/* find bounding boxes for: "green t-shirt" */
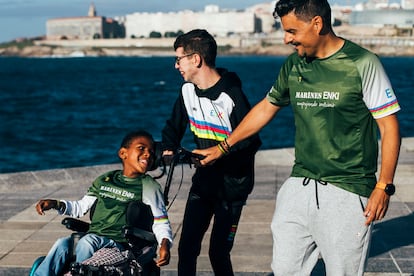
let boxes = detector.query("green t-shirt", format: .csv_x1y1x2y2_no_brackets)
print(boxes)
267,40,400,197
86,170,145,242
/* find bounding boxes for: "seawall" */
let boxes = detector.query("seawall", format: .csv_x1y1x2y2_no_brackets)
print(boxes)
2,35,414,57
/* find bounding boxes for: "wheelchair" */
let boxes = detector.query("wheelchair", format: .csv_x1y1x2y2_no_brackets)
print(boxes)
29,146,199,276
29,200,159,276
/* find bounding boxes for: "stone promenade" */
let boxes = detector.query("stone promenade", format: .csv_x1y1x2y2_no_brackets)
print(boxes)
1,138,413,275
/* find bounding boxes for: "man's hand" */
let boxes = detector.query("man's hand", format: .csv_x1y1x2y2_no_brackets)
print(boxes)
363,188,390,225
156,238,171,267
192,145,223,166
35,199,58,215
162,150,174,166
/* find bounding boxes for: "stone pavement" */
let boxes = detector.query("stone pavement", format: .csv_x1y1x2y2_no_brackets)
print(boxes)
0,138,413,276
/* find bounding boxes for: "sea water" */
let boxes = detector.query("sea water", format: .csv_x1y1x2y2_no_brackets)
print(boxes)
1,56,413,173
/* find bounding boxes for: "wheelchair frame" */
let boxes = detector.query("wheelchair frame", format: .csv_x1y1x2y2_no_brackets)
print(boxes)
28,147,200,276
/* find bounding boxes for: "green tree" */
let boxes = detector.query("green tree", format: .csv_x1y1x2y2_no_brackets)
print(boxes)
149,31,162,38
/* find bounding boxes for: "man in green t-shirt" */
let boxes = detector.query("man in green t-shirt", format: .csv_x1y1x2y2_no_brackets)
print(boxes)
33,130,172,276
194,0,401,275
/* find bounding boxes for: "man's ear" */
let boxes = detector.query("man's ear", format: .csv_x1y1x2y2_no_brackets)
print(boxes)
314,15,328,35
194,53,203,68
118,147,127,160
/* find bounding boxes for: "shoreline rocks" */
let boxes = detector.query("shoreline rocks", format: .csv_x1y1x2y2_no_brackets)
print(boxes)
1,42,413,57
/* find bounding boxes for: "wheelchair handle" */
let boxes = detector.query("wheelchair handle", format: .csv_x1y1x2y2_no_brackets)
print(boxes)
163,148,205,206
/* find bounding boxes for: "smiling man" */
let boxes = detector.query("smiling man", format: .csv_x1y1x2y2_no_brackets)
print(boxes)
194,0,401,275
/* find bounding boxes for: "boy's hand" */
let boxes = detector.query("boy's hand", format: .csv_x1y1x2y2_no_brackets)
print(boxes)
156,238,171,267
35,199,58,215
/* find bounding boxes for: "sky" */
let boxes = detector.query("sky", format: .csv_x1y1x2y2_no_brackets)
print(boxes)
0,0,399,43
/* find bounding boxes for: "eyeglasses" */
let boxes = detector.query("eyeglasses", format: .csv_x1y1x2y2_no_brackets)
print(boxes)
174,53,195,65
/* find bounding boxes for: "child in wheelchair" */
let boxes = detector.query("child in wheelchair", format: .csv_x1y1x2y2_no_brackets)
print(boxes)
31,130,172,276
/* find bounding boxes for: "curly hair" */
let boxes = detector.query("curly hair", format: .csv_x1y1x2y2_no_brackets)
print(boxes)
120,130,154,149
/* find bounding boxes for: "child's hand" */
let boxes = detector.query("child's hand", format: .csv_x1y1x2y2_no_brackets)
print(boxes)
35,199,57,215
156,238,171,267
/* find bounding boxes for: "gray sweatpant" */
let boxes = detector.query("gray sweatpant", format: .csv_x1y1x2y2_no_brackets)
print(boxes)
271,177,372,276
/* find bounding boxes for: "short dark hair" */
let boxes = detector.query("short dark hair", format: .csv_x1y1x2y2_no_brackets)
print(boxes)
120,130,154,149
174,29,217,68
273,0,332,28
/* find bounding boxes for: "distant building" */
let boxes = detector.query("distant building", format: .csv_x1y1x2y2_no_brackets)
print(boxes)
246,2,276,34
46,3,125,40
402,0,414,9
125,6,260,38
349,9,414,28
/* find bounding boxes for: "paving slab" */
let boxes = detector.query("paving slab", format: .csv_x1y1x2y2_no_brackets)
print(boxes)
0,137,413,276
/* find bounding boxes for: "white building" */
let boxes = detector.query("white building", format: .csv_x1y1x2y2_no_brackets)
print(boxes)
349,9,414,27
125,6,257,38
46,3,125,40
402,0,414,9
246,2,276,34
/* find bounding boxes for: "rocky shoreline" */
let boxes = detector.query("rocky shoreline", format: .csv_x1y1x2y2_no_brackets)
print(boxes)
0,44,294,58
1,42,413,57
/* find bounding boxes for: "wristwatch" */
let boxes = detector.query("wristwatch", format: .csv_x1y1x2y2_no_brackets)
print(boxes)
375,182,396,196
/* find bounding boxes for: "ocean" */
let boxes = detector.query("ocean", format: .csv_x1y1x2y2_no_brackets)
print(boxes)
1,56,413,174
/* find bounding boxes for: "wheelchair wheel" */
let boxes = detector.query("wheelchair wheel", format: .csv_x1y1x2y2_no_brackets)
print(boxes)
140,260,160,276
28,256,45,276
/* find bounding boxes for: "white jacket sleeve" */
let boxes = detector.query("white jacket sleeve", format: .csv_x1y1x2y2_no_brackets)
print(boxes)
58,195,97,218
142,178,173,246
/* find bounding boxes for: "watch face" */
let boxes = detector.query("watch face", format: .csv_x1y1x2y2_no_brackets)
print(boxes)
385,184,395,196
